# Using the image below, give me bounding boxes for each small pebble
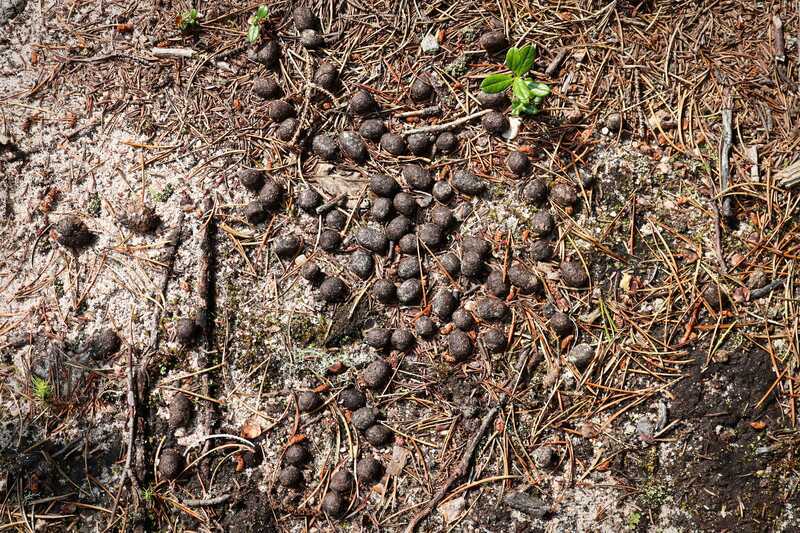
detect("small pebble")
[359,119,386,141]
[350,89,376,116]
[703,284,729,310]
[339,388,366,410]
[380,133,406,156]
[339,131,368,163]
[397,279,421,304]
[362,359,392,389]
[372,280,396,304]
[448,330,473,361]
[357,227,388,254]
[349,250,375,279]
[320,277,348,302]
[451,169,486,196]
[605,112,623,132]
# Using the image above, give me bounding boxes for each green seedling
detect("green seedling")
[32,376,51,403]
[247,5,270,43]
[480,44,551,116]
[178,8,200,31]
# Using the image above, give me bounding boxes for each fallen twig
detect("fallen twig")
[402,110,490,136]
[183,494,231,507]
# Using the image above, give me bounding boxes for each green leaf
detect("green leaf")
[505,47,520,71]
[256,5,269,19]
[512,77,531,102]
[247,24,260,43]
[527,80,551,97]
[480,73,513,93]
[511,97,539,116]
[514,45,536,76]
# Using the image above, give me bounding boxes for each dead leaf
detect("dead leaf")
[386,445,411,477]
[750,420,767,430]
[438,496,466,524]
[241,417,263,439]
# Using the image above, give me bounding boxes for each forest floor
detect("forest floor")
[1,1,800,532]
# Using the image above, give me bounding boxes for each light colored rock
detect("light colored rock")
[421,33,439,53]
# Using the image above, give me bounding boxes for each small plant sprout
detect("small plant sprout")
[480,44,551,116]
[177,8,200,31]
[141,486,155,502]
[31,376,51,403]
[247,5,270,44]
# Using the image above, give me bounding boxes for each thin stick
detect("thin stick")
[402,110,490,136]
